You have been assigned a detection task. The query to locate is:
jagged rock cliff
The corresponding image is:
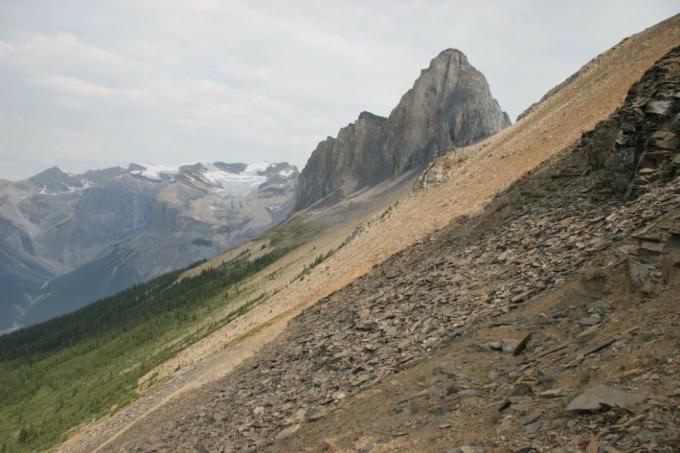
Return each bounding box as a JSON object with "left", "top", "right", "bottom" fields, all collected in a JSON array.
[
  {"left": 294, "top": 112, "right": 389, "bottom": 210},
  {"left": 583, "top": 47, "right": 680, "bottom": 198},
  {"left": 295, "top": 49, "right": 510, "bottom": 210}
]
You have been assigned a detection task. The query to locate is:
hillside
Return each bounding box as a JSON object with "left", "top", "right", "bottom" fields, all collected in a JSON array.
[
  {"left": 0, "top": 14, "right": 677, "bottom": 453},
  {"left": 92, "top": 39, "right": 680, "bottom": 452},
  {"left": 0, "top": 244, "right": 300, "bottom": 452},
  {"left": 48, "top": 14, "right": 680, "bottom": 453}
]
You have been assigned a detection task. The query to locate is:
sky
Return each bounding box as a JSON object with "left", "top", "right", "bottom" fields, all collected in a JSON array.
[{"left": 0, "top": 1, "right": 677, "bottom": 180}]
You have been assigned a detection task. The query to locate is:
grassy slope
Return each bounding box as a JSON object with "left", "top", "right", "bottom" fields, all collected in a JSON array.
[{"left": 0, "top": 246, "right": 291, "bottom": 452}]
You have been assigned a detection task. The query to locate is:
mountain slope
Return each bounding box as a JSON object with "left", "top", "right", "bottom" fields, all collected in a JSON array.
[
  {"left": 295, "top": 49, "right": 509, "bottom": 211},
  {"left": 0, "top": 218, "right": 53, "bottom": 331},
  {"left": 53, "top": 14, "right": 680, "bottom": 453},
  {"left": 59, "top": 16, "right": 680, "bottom": 451},
  {"left": 0, "top": 244, "right": 296, "bottom": 453},
  {"left": 104, "top": 43, "right": 680, "bottom": 452}
]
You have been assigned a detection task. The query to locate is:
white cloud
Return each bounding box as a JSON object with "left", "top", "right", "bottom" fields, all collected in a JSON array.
[{"left": 0, "top": 0, "right": 677, "bottom": 179}]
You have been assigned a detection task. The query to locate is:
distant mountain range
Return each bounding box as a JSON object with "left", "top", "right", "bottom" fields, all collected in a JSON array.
[{"left": 0, "top": 161, "right": 298, "bottom": 332}]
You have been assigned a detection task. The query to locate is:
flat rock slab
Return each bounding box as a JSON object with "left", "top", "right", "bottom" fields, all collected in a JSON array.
[{"left": 566, "top": 385, "right": 646, "bottom": 412}]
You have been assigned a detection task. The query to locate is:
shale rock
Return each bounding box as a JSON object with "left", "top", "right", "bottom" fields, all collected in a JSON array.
[{"left": 565, "top": 385, "right": 646, "bottom": 412}]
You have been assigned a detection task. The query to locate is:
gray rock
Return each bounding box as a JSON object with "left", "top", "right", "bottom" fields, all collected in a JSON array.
[
  {"left": 274, "top": 423, "right": 300, "bottom": 441},
  {"left": 295, "top": 49, "right": 509, "bottom": 210},
  {"left": 511, "top": 384, "right": 533, "bottom": 397},
  {"left": 524, "top": 420, "right": 542, "bottom": 435},
  {"left": 521, "top": 411, "right": 543, "bottom": 425},
  {"left": 579, "top": 314, "right": 601, "bottom": 326},
  {"left": 565, "top": 385, "right": 646, "bottom": 411}
]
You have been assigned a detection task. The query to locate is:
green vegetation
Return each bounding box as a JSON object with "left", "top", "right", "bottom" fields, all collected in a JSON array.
[
  {"left": 293, "top": 243, "right": 346, "bottom": 283},
  {"left": 0, "top": 247, "right": 291, "bottom": 452},
  {"left": 265, "top": 216, "right": 320, "bottom": 248}
]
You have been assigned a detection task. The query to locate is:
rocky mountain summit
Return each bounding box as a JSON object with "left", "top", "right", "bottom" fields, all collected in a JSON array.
[
  {"left": 0, "top": 161, "right": 298, "bottom": 331},
  {"left": 106, "top": 47, "right": 680, "bottom": 452},
  {"left": 295, "top": 49, "right": 510, "bottom": 211}
]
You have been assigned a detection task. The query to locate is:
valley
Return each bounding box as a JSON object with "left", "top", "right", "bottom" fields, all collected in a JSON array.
[{"left": 0, "top": 161, "right": 298, "bottom": 332}]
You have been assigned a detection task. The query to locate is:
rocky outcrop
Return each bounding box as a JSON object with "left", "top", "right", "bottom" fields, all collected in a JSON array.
[
  {"left": 295, "top": 49, "right": 509, "bottom": 210},
  {"left": 385, "top": 49, "right": 510, "bottom": 172},
  {"left": 583, "top": 47, "right": 680, "bottom": 198},
  {"left": 294, "top": 112, "right": 388, "bottom": 210}
]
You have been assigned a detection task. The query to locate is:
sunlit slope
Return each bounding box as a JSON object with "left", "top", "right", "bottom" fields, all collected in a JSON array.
[{"left": 214, "top": 14, "right": 680, "bottom": 352}]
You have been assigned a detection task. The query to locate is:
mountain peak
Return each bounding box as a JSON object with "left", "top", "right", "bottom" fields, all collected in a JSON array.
[
  {"left": 295, "top": 49, "right": 509, "bottom": 211},
  {"left": 358, "top": 111, "right": 387, "bottom": 122},
  {"left": 32, "top": 165, "right": 69, "bottom": 179},
  {"left": 434, "top": 48, "right": 467, "bottom": 60},
  {"left": 28, "top": 166, "right": 83, "bottom": 193},
  {"left": 423, "top": 49, "right": 469, "bottom": 72}
]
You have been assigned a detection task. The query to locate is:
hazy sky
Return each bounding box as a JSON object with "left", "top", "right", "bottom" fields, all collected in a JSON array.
[{"left": 0, "top": 1, "right": 677, "bottom": 180}]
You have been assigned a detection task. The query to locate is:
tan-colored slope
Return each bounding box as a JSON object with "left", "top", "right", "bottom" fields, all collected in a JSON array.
[
  {"left": 58, "top": 15, "right": 679, "bottom": 453},
  {"left": 157, "top": 16, "right": 679, "bottom": 385},
  {"left": 261, "top": 14, "right": 680, "bottom": 326},
  {"left": 58, "top": 174, "right": 414, "bottom": 453}
]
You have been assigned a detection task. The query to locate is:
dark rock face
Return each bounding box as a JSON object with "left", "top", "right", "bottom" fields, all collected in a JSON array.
[
  {"left": 295, "top": 112, "right": 389, "bottom": 211},
  {"left": 295, "top": 49, "right": 510, "bottom": 210},
  {"left": 583, "top": 46, "right": 680, "bottom": 198}
]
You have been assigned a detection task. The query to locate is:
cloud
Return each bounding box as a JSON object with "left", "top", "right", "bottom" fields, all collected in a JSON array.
[{"left": 0, "top": 0, "right": 677, "bottom": 179}]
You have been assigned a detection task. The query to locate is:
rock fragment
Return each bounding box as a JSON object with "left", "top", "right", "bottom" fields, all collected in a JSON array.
[{"left": 565, "top": 385, "right": 646, "bottom": 412}]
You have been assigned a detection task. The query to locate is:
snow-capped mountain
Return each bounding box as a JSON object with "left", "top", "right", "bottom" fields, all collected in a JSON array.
[
  {"left": 128, "top": 161, "right": 295, "bottom": 196},
  {"left": 0, "top": 161, "right": 299, "bottom": 332}
]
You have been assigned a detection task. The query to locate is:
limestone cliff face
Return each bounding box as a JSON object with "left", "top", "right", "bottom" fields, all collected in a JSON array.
[
  {"left": 295, "top": 49, "right": 509, "bottom": 210},
  {"left": 295, "top": 112, "right": 388, "bottom": 210},
  {"left": 385, "top": 49, "right": 510, "bottom": 173}
]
